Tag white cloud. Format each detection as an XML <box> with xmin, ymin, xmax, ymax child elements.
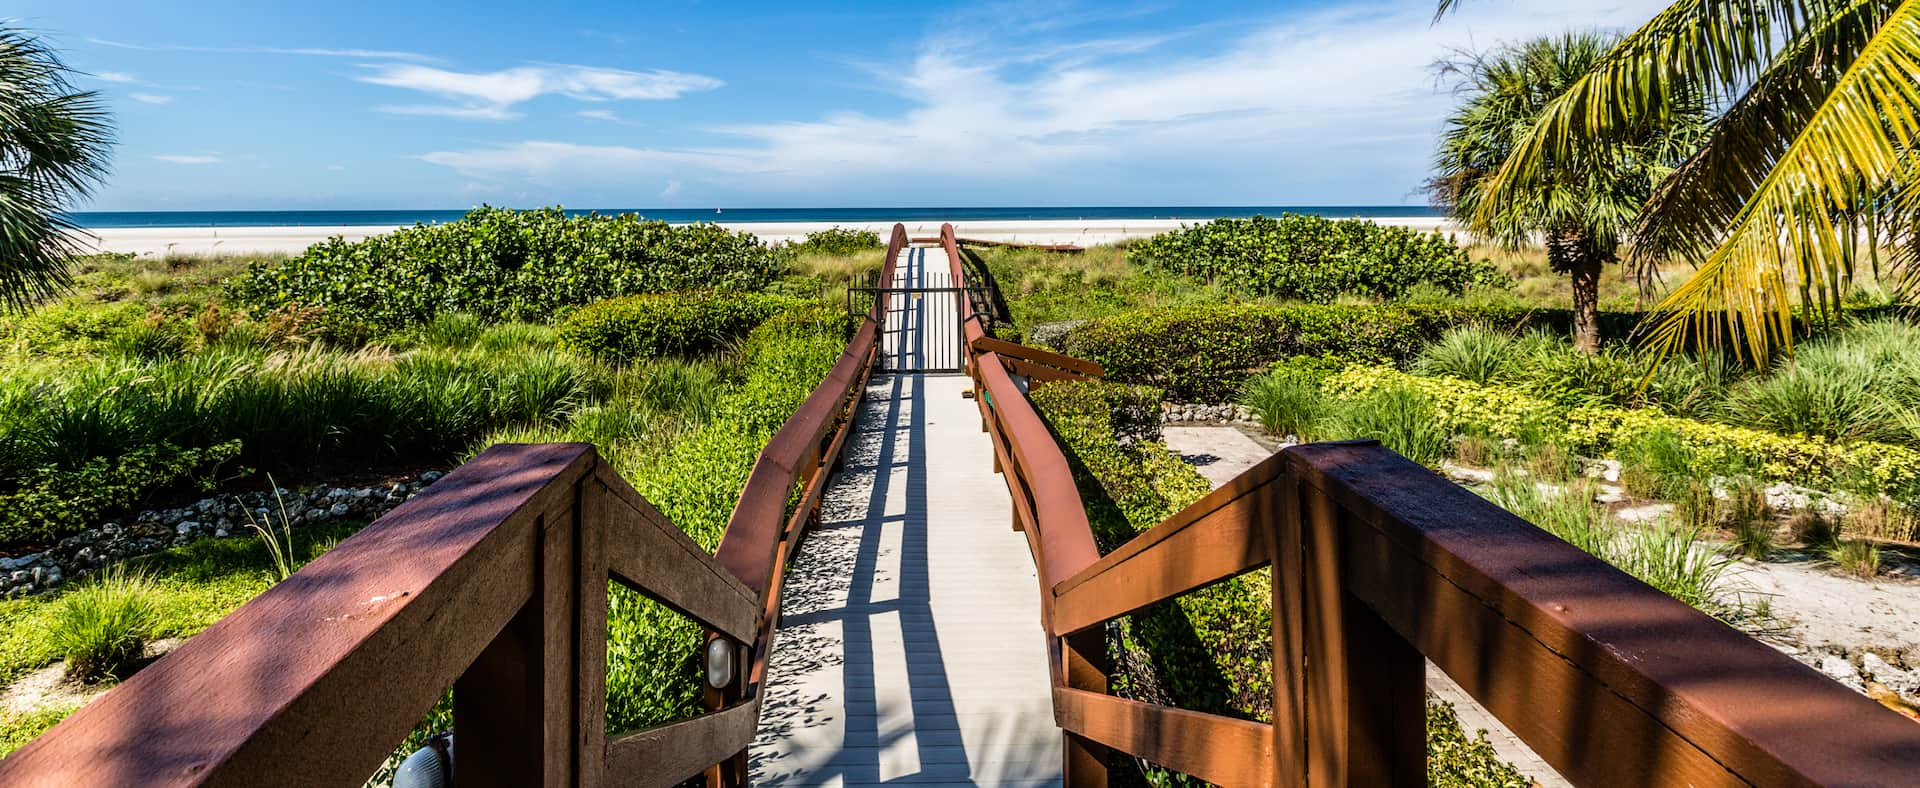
<box><xmin>417</xmin><ymin>1</ymin><xmax>1672</xmax><ymax>201</ymax></box>
<box><xmin>578</xmin><ymin>109</ymin><xmax>619</xmax><ymax>121</ymax></box>
<box><xmin>360</xmin><ymin>63</ymin><xmax>721</xmax><ymax>119</ymax></box>
<box><xmin>129</xmin><ymin>93</ymin><xmax>173</xmax><ymax>105</ymax></box>
<box><xmin>87</xmin><ymin>37</ymin><xmax>439</xmax><ymax>63</ymax></box>
<box><xmin>381</xmin><ymin>104</ymin><xmax>520</xmax><ymax>120</ymax></box>
<box><xmin>153</xmin><ymin>154</ymin><xmax>220</xmax><ymax>165</ymax></box>
<box><xmin>660</xmin><ymin>180</ymin><xmax>683</xmax><ymax>198</ymax></box>
<box><xmin>94</xmin><ymin>71</ymin><xmax>144</xmax><ymax>84</ymax></box>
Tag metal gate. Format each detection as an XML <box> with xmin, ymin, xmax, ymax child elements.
<box><xmin>848</xmin><ymin>270</ymin><xmax>985</xmax><ymax>374</ymax></box>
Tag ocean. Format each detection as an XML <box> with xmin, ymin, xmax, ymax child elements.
<box><xmin>65</xmin><ymin>206</ymin><xmax>1441</xmax><ymax>229</ymax></box>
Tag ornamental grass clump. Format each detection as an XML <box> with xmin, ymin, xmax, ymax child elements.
<box><xmin>1326</xmin><ymin>383</ymin><xmax>1452</xmax><ymax>467</ymax></box>
<box><xmin>1240</xmin><ymin>372</ymin><xmax>1325</xmax><ymax>440</ymax></box>
<box><xmin>1414</xmin><ymin>325</ymin><xmax>1520</xmax><ymax>384</ymax></box>
<box><xmin>1827</xmin><ymin>539</ymin><xmax>1882</xmax><ymax>578</ymax></box>
<box><xmin>49</xmin><ymin>566</ymin><xmax>163</xmax><ymax>682</ymax></box>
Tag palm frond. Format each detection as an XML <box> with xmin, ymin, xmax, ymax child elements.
<box><xmin>1645</xmin><ymin>0</ymin><xmax>1920</xmax><ymax>362</ymax></box>
<box><xmin>1629</xmin><ymin>0</ymin><xmax>1893</xmax><ymax>278</ymax></box>
<box><xmin>0</xmin><ymin>27</ymin><xmax>115</xmax><ymax>310</ymax></box>
<box><xmin>1469</xmin><ymin>0</ymin><xmax>1812</xmax><ymax>230</ymax></box>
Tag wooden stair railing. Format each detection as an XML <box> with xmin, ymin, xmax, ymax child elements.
<box><xmin>946</xmin><ymin>222</ymin><xmax>1920</xmax><ymax>786</ymax></box>
<box><xmin>0</xmin><ymin>224</ymin><xmax>911</xmax><ymax>788</ymax></box>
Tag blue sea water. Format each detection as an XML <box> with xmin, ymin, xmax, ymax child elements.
<box><xmin>65</xmin><ymin>206</ymin><xmax>1440</xmax><ymax>229</ymax></box>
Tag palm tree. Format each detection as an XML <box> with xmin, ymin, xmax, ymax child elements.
<box><xmin>1430</xmin><ymin>33</ymin><xmax>1707</xmax><ymax>353</ymax></box>
<box><xmin>1436</xmin><ymin>0</ymin><xmax>1920</xmax><ymax>363</ymax></box>
<box><xmin>0</xmin><ymin>28</ymin><xmax>113</xmax><ymax>310</ymax></box>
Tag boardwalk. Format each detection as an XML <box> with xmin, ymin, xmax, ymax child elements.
<box><xmin>750</xmin><ymin>244</ymin><xmax>1060</xmax><ymax>786</ymax></box>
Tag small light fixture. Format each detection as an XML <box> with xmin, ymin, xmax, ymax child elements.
<box><xmin>706</xmin><ymin>638</ymin><xmax>736</xmax><ymax>689</ymax></box>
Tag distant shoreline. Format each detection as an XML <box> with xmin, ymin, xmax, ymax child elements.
<box><xmin>69</xmin><ymin>217</ymin><xmax>1463</xmax><ymax>257</ymax></box>
<box><xmin>64</xmin><ymin>206</ymin><xmax>1442</xmax><ymax>230</ymax></box>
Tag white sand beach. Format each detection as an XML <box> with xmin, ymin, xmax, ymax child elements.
<box><xmin>68</xmin><ymin>217</ymin><xmax>1461</xmax><ymax>257</ymax></box>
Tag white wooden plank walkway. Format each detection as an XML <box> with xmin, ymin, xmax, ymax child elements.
<box><xmin>750</xmin><ymin>246</ymin><xmax>1061</xmax><ymax>786</ymax></box>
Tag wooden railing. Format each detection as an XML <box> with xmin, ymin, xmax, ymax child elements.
<box><xmin>944</xmin><ymin>222</ymin><xmax>1920</xmax><ymax>786</ymax></box>
<box><xmin>0</xmin><ymin>224</ymin><xmax>912</xmax><ymax>788</ymax></box>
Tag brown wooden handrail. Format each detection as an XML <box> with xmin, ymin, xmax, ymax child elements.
<box><xmin>949</xmin><ymin>222</ymin><xmax>1920</xmax><ymax>786</ymax></box>
<box><xmin>0</xmin><ymin>224</ymin><xmax>912</xmax><ymax>787</ymax></box>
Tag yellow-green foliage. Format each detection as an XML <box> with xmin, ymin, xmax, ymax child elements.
<box><xmin>1324</xmin><ymin>365</ymin><xmax>1920</xmax><ymax>493</ymax></box>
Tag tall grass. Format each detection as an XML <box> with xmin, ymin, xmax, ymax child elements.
<box><xmin>1325</xmin><ymin>383</ymin><xmax>1452</xmax><ymax>465</ymax></box>
<box><xmin>1413</xmin><ymin>325</ymin><xmax>1520</xmax><ymax>384</ymax></box>
<box><xmin>1241</xmin><ymin>372</ymin><xmax>1325</xmax><ymax>439</ymax></box>
<box><xmin>48</xmin><ymin>567</ymin><xmax>162</xmax><ymax>682</ymax></box>
<box><xmin>1481</xmin><ymin>473</ymin><xmax>1739</xmax><ymax>618</ymax></box>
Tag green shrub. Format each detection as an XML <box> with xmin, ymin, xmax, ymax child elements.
<box><xmin>231</xmin><ymin>207</ymin><xmax>783</xmax><ymax>330</ymax></box>
<box><xmin>557</xmin><ymin>291</ymin><xmax>800</xmax><ymax>363</ymax></box>
<box><xmin>790</xmin><ymin>227</ymin><xmax>883</xmax><ymax>255</ymax></box>
<box><xmin>1427</xmin><ymin>699</ymin><xmax>1532</xmax><ymax>788</ymax></box>
<box><xmin>1129</xmin><ymin>214</ymin><xmax>1501</xmax><ymax>302</ymax></box>
<box><xmin>1062</xmin><ymin>302</ymin><xmax>1641</xmax><ymax>403</ymax></box>
<box><xmin>0</xmin><ymin>441</ymin><xmax>241</xmax><ymax>547</ymax></box>
<box><xmin>49</xmin><ymin>567</ymin><xmax>163</xmax><ymax>682</ymax></box>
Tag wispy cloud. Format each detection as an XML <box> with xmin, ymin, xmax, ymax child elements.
<box><xmin>129</xmin><ymin>93</ymin><xmax>173</xmax><ymax>105</ymax></box>
<box><xmin>87</xmin><ymin>37</ymin><xmax>439</xmax><ymax>63</ymax></box>
<box><xmin>381</xmin><ymin>104</ymin><xmax>520</xmax><ymax>120</ymax></box>
<box><xmin>360</xmin><ymin>63</ymin><xmax>722</xmax><ymax>120</ymax></box>
<box><xmin>416</xmin><ymin>0</ymin><xmax>1670</xmax><ymax>202</ymax></box>
<box><xmin>153</xmin><ymin>154</ymin><xmax>220</xmax><ymax>165</ymax></box>
<box><xmin>93</xmin><ymin>71</ymin><xmax>145</xmax><ymax>84</ymax></box>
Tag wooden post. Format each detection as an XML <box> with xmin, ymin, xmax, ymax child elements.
<box><xmin>1061</xmin><ymin>630</ymin><xmax>1110</xmax><ymax>787</ymax></box>
<box><xmin>577</xmin><ymin>479</ymin><xmax>611</xmax><ymax>786</ymax></box>
<box><xmin>1281</xmin><ymin>467</ymin><xmax>1425</xmax><ymax>786</ymax></box>
<box><xmin>702</xmin><ymin>629</ymin><xmax>750</xmax><ymax>787</ymax></box>
<box><xmin>454</xmin><ymin>490</ymin><xmax>582</xmax><ymax>788</ymax></box>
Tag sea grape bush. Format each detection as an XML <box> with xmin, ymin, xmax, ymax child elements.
<box><xmin>790</xmin><ymin>227</ymin><xmax>883</xmax><ymax>256</ymax></box>
<box><xmin>557</xmin><ymin>291</ymin><xmax>803</xmax><ymax>363</ymax></box>
<box><xmin>1128</xmin><ymin>214</ymin><xmax>1501</xmax><ymax>301</ymax></box>
<box><xmin>232</xmin><ymin>207</ymin><xmax>784</xmax><ymax>330</ymax></box>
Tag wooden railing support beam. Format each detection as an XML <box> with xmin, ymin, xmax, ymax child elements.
<box><xmin>1061</xmin><ymin>630</ymin><xmax>1111</xmax><ymax>787</ymax></box>
<box><xmin>454</xmin><ymin>492</ymin><xmax>584</xmax><ymax>788</ymax></box>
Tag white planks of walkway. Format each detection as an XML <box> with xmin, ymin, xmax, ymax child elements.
<box><xmin>749</xmin><ymin>245</ymin><xmax>1062</xmax><ymax>786</ymax></box>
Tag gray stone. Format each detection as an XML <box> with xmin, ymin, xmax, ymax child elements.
<box><xmin>1820</xmin><ymin>654</ymin><xmax>1865</xmax><ymax>691</ymax></box>
<box><xmin>421</xmin><ymin>471</ymin><xmax>445</xmax><ymax>483</ymax></box>
<box><xmin>305</xmin><ymin>508</ymin><xmax>326</xmax><ymax>521</ymax></box>
<box><xmin>176</xmin><ymin>523</ymin><xmax>194</xmax><ymax>536</ymax></box>
<box><xmin>1863</xmin><ymin>652</ymin><xmax>1920</xmax><ymax>700</ymax></box>
<box><xmin>214</xmin><ymin>528</ymin><xmax>229</xmax><ymax>538</ymax></box>
<box><xmin>329</xmin><ymin>502</ymin><xmax>352</xmax><ymax>517</ymax></box>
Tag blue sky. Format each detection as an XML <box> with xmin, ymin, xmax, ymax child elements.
<box><xmin>9</xmin><ymin>0</ymin><xmax>1666</xmax><ymax>211</ymax></box>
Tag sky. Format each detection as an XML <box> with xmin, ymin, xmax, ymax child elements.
<box><xmin>8</xmin><ymin>0</ymin><xmax>1670</xmax><ymax>211</ymax></box>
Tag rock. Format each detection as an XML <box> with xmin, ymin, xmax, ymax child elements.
<box><xmin>176</xmin><ymin>523</ymin><xmax>194</xmax><ymax>536</ymax></box>
<box><xmin>214</xmin><ymin>528</ymin><xmax>229</xmax><ymax>538</ymax></box>
<box><xmin>1863</xmin><ymin>653</ymin><xmax>1920</xmax><ymax>701</ymax></box>
<box><xmin>354</xmin><ymin>487</ymin><xmax>373</xmax><ymax>499</ymax></box>
<box><xmin>329</xmin><ymin>502</ymin><xmax>352</xmax><ymax>517</ymax></box>
<box><xmin>1820</xmin><ymin>655</ymin><xmax>1865</xmax><ymax>691</ymax></box>
<box><xmin>421</xmin><ymin>471</ymin><xmax>446</xmax><ymax>484</ymax></box>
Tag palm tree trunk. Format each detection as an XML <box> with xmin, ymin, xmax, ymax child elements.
<box><xmin>1548</xmin><ymin>231</ymin><xmax>1605</xmax><ymax>354</ymax></box>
